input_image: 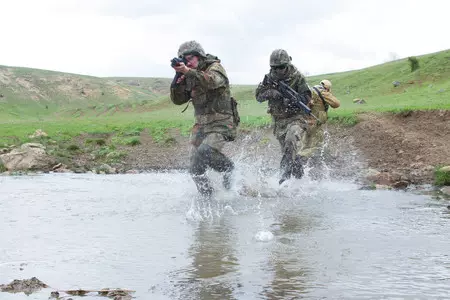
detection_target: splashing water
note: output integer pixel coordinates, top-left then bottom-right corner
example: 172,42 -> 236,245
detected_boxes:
184,127 -> 341,223
254,230 -> 275,242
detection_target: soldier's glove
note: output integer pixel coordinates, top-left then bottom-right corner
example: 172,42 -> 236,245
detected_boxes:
258,89 -> 283,102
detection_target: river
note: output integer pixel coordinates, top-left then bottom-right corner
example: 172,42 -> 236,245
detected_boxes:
0,169 -> 449,299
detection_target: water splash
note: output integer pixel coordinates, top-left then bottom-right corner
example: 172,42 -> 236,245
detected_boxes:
254,230 -> 274,242
184,126 -> 362,222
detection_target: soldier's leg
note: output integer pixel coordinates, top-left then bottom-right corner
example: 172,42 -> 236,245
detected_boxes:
190,147 -> 214,196
299,127 -> 314,159
280,123 -> 305,184
274,122 -> 289,184
307,126 -> 327,181
189,124 -> 214,196
202,133 -> 235,189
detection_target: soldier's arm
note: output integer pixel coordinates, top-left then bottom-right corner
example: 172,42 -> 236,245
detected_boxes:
170,80 -> 190,105
322,91 -> 340,108
184,63 -> 227,90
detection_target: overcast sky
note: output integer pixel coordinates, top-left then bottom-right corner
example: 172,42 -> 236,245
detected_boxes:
1,0 -> 449,84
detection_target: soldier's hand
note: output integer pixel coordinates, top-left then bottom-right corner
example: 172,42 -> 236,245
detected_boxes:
260,89 -> 282,100
173,62 -> 190,74
176,75 -> 185,84
270,89 -> 283,99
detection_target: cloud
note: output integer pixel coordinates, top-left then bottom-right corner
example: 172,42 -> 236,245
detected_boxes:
0,0 -> 449,84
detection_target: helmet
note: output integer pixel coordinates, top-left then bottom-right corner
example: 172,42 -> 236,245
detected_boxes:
320,79 -> 332,91
270,49 -> 292,67
177,40 -> 206,57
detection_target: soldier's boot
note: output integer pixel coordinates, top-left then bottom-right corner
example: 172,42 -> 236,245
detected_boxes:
279,153 -> 293,185
192,174 -> 214,197
208,147 -> 235,190
292,155 -> 305,179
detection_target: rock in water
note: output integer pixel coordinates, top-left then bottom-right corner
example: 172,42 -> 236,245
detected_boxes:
0,143 -> 56,172
0,277 -> 49,295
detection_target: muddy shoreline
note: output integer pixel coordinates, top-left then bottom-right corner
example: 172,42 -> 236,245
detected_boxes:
1,110 -> 449,190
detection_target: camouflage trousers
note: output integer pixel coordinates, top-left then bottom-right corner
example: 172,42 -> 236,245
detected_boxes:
188,123 -> 235,196
299,124 -> 325,159
273,118 -> 307,183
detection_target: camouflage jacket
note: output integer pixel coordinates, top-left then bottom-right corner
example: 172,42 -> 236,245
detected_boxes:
307,84 -> 340,125
170,54 -> 237,138
255,65 -> 311,122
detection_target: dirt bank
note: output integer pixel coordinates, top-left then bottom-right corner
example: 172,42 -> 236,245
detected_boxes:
1,110 -> 449,187
333,110 -> 450,185
94,110 -> 450,186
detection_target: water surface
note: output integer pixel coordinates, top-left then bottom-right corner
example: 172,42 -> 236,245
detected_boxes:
0,171 -> 449,299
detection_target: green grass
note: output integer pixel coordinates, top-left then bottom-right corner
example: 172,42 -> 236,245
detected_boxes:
435,166 -> 450,186
0,48 -> 449,143
111,136 -> 141,146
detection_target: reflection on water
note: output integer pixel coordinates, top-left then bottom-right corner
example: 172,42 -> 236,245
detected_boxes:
261,211 -> 316,299
0,173 -> 449,300
173,219 -> 240,300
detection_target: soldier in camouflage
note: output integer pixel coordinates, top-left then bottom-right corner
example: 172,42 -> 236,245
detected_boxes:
170,40 -> 239,197
299,79 -> 340,166
255,49 -> 312,184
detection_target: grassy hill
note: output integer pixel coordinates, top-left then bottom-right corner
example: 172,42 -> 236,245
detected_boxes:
0,49 -> 449,146
233,49 -> 450,122
0,66 -> 172,120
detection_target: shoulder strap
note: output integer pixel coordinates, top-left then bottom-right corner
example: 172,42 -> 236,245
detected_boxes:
181,99 -> 191,113
312,86 -> 329,112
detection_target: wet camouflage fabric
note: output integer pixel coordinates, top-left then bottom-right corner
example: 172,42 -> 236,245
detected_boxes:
189,126 -> 227,150
276,119 -> 306,161
170,54 -> 237,142
299,123 -> 324,158
299,84 -> 340,158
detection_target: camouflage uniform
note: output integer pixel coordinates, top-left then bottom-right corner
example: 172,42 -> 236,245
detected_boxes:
170,41 -> 238,196
299,80 -> 340,159
255,49 -> 312,184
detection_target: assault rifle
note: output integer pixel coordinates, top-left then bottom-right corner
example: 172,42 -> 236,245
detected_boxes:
266,76 -> 320,123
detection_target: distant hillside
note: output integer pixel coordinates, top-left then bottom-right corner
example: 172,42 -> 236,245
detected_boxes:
0,66 -> 172,119
107,77 -> 171,96
230,49 -> 450,120
0,48 -> 448,121
233,49 -> 450,102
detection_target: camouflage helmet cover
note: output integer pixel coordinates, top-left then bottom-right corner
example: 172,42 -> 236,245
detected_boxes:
320,79 -> 332,91
177,40 -> 206,57
270,49 -> 292,66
